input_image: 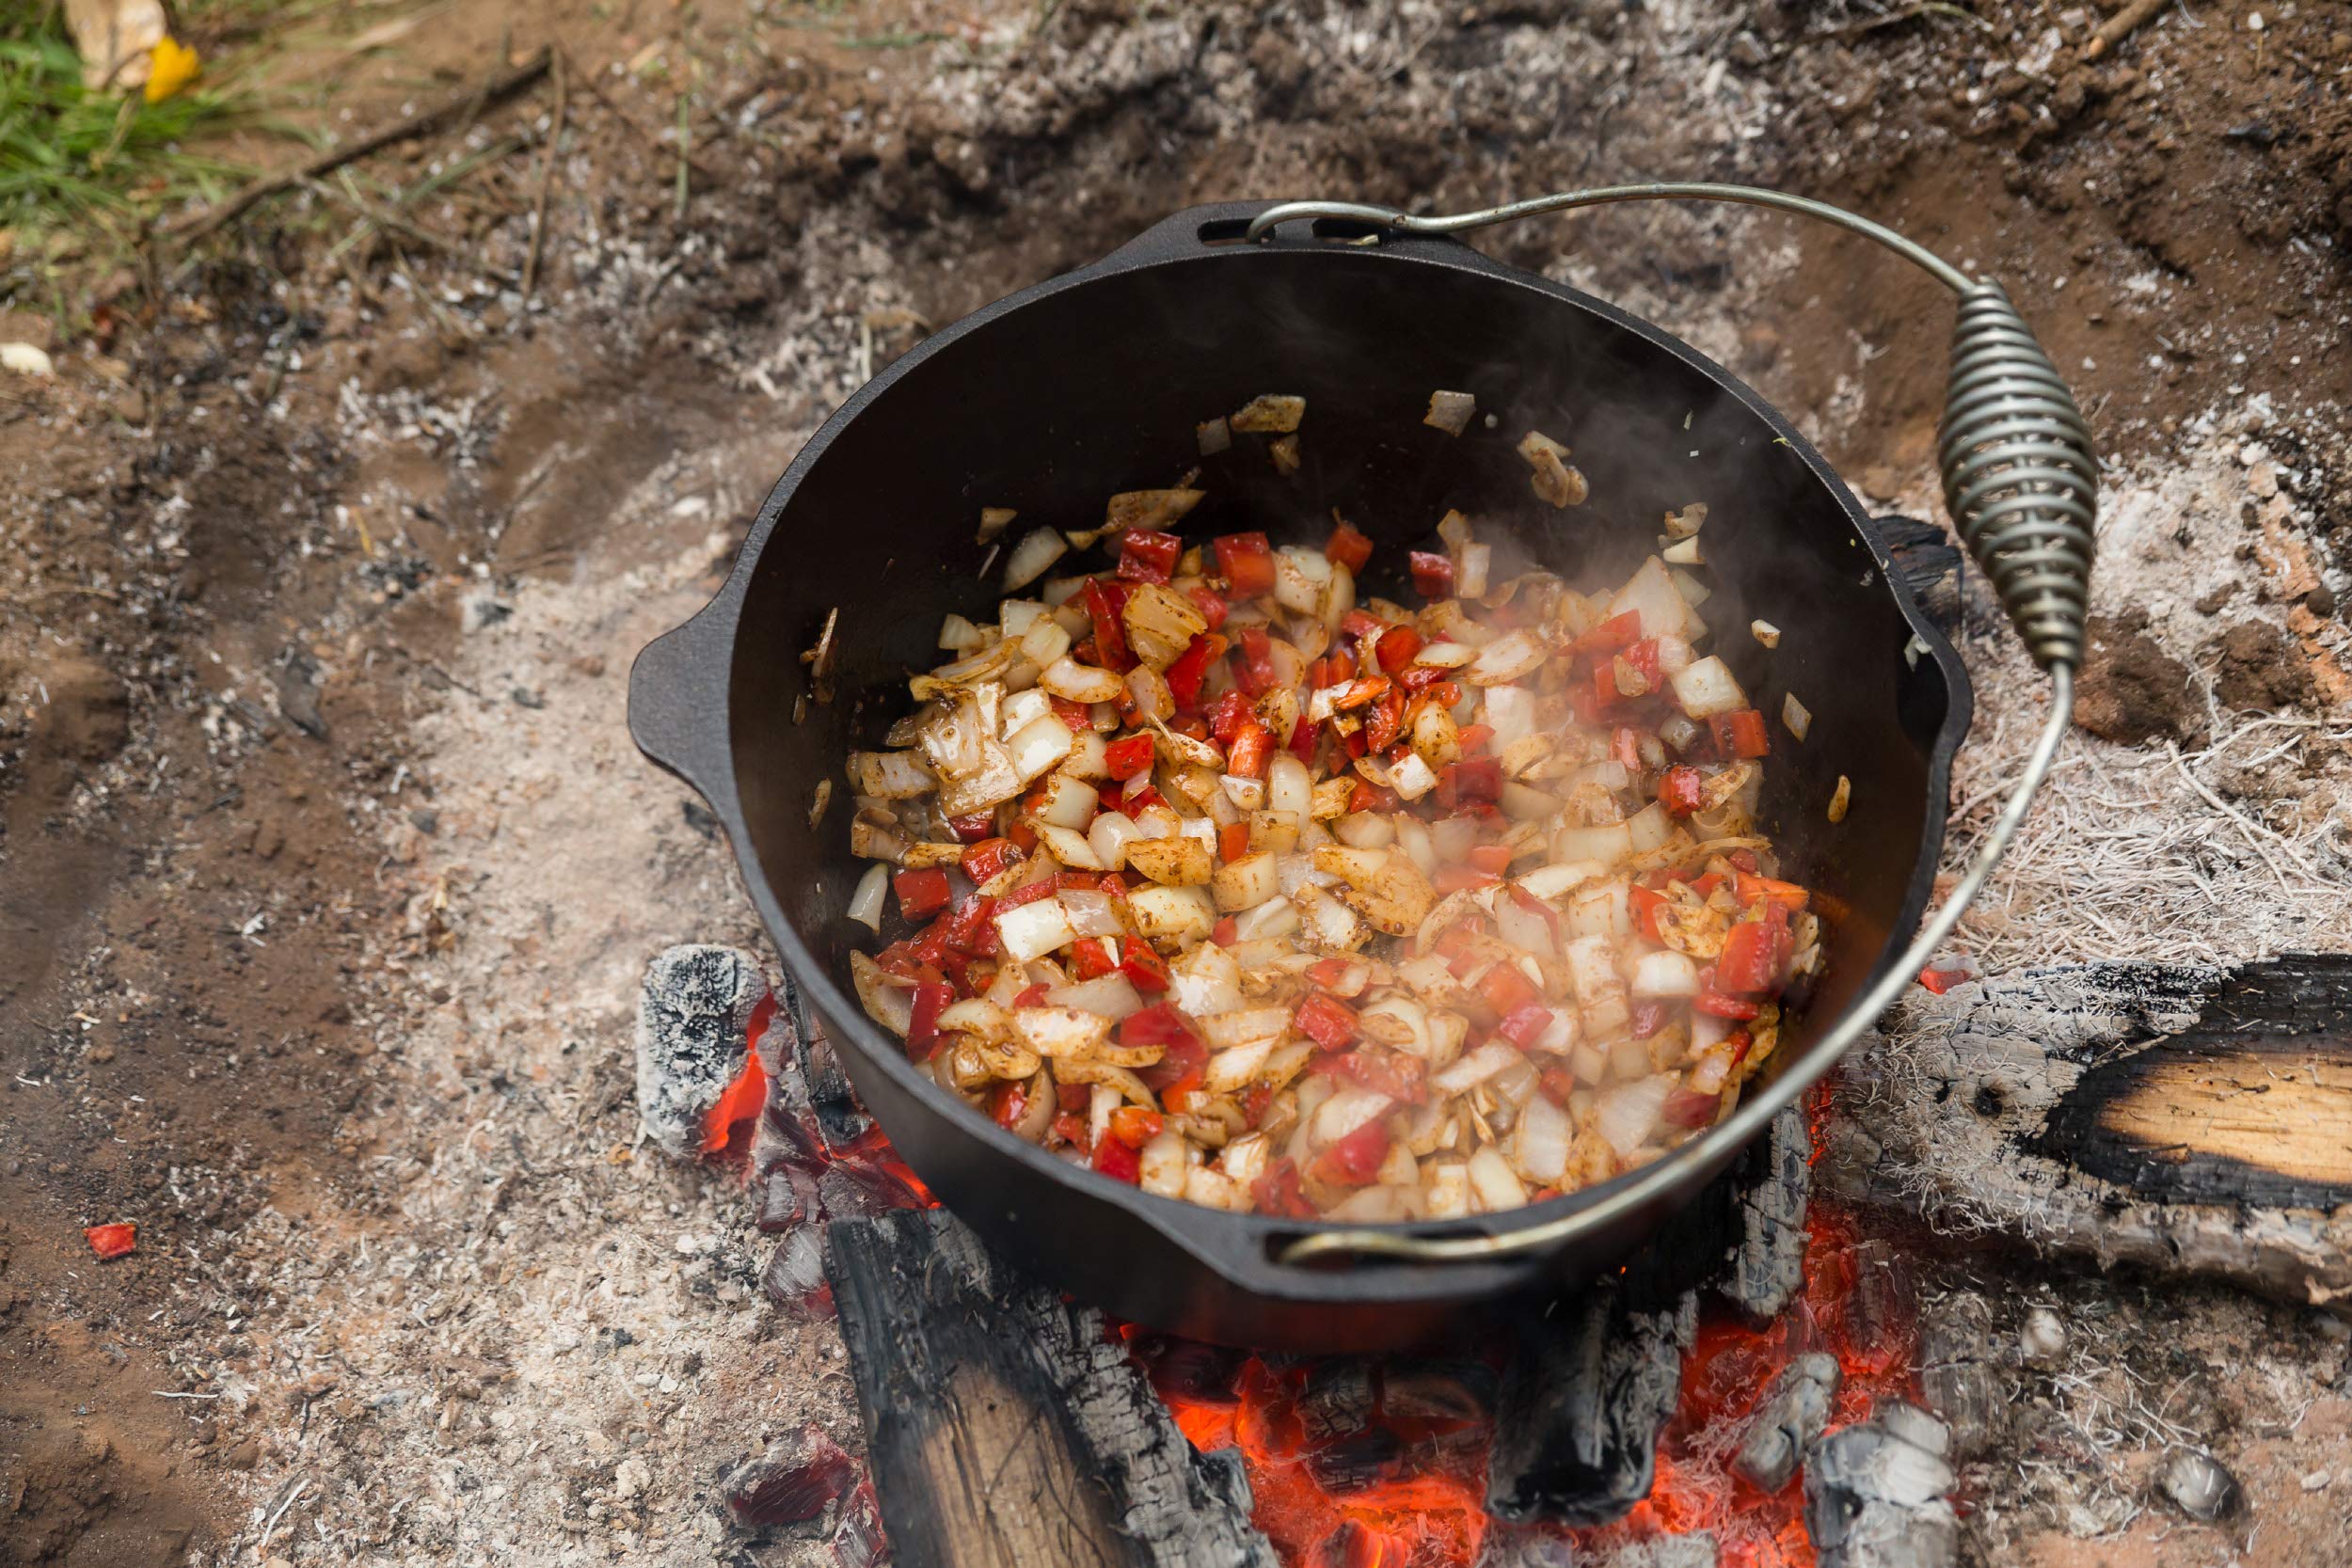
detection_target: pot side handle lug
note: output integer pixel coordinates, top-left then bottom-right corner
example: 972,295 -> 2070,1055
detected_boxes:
628,600 -> 742,824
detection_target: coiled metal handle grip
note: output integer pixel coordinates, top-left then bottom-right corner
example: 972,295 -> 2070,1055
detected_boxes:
1242,183 -> 2093,1270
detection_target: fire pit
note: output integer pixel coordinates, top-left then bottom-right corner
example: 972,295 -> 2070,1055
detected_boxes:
695,963 -> 1953,1568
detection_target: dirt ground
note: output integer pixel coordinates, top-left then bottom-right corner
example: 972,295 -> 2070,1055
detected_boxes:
4,1 -> 2348,1565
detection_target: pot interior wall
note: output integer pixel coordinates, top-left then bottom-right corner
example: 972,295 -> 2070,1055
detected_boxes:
726,237 -> 1947,1169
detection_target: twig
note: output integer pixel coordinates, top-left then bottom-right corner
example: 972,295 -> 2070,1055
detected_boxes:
2085,0 -> 2169,58
253,1475 -> 310,1559
2165,741 -> 2311,894
166,48 -> 552,245
1810,1 -> 1992,39
522,52 -> 569,303
674,92 -> 691,220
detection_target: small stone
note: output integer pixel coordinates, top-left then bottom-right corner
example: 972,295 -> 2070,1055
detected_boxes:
2021,1306 -> 2067,1365
408,808 -> 440,835
2158,1449 -> 2241,1522
613,1456 -> 650,1501
460,592 -> 513,634
2300,1468 -> 2331,1492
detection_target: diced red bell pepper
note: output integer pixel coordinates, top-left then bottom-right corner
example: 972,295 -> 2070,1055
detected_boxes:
1136,1033 -> 1208,1097
1341,608 -> 1393,642
1347,780 -> 1399,814
1497,1003 -> 1555,1049
1591,662 -> 1626,712
1623,638 -> 1661,691
1057,1081 -> 1094,1114
1288,716 -> 1322,762
1007,818 -> 1039,853
1612,725 -> 1644,772
1629,884 -> 1671,943
1374,625 -> 1423,675
1214,531 -> 1278,596
1438,755 -> 1503,808
1313,1119 -> 1392,1187
1293,993 -> 1359,1053
1242,1083 -> 1276,1129
1711,707 -> 1771,759
1629,1000 -> 1667,1039
1476,960 -> 1541,1017
1056,869 -> 1104,892
1306,957 -> 1356,990
1104,733 -> 1156,781
1085,578 -> 1136,672
1434,866 -> 1500,893
1207,689 -> 1253,743
1164,633 -> 1219,707
1468,843 -> 1513,876
1716,904 -> 1793,994
1049,695 -> 1095,733
1327,676 -> 1391,711
990,1080 -> 1032,1131
1108,1105 -> 1166,1148
1236,626 -> 1281,696
1118,530 -> 1183,584
1365,689 -> 1406,753
1120,942 -> 1172,994
1227,721 -> 1272,780
1658,766 -> 1706,816
893,867 -> 952,922
1396,665 -> 1451,693
1455,722 -> 1493,754
999,878 -> 1057,911
1693,984 -> 1760,1021
1326,519 -> 1375,574
1185,586 -> 1230,631
1662,1088 -> 1721,1128
1120,1000 -> 1200,1051
85,1223 -> 136,1259
1011,981 -> 1052,1007
1212,915 -> 1239,947
1251,1158 -> 1319,1218
1736,870 -> 1811,912
1573,610 -> 1643,654
1114,784 -> 1168,818
1051,1110 -> 1090,1148
947,810 -> 996,843
1409,550 -> 1454,600
935,893 -> 998,955
1312,650 -> 1356,690
1070,936 -> 1118,980
1091,1136 -> 1143,1183
906,981 -> 955,1057
1217,821 -> 1251,863
1327,1049 -> 1428,1104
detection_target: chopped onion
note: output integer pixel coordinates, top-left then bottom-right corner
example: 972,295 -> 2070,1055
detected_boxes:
1031,772 -> 1099,829
1333,812 -> 1396,849
1662,502 -> 1708,540
1466,629 -> 1545,686
1484,686 -> 1534,748
1197,417 -> 1232,455
1272,546 -> 1331,616
1390,751 -> 1438,801
1230,394 -> 1306,434
1125,664 -> 1174,724
1232,896 -> 1300,942
1040,656 -> 1123,705
1751,619 -> 1782,649
1171,942 -> 1247,1017
1424,389 -> 1476,436
1006,714 -> 1077,783
1606,557 -> 1690,640
1035,822 -> 1104,870
1596,1076 -> 1676,1157
939,614 -> 987,652
1515,860 -> 1603,901
1661,536 -> 1704,566
1414,641 -> 1478,669
1468,1145 -> 1529,1211
1312,1085 -> 1392,1146
1021,617 -> 1073,667
847,862 -> 889,932
1392,815 -> 1436,876
1267,753 -> 1312,819
1206,1038 -> 1275,1091
1127,883 -> 1216,942
1002,527 -> 1069,592
1552,820 -> 1633,866
1511,1091 -> 1571,1184
1671,569 -> 1712,608
850,951 -> 914,1037
1456,542 -> 1492,599
977,506 -> 1019,544
1433,1040 -> 1521,1096
1625,801 -> 1674,854
1783,690 -> 1812,742
1059,889 -> 1123,938
1669,656 -> 1748,720
1045,972 -> 1146,1022
1828,774 -> 1852,824
1211,851 -> 1281,911
1630,950 -> 1701,998
1493,890 -> 1557,959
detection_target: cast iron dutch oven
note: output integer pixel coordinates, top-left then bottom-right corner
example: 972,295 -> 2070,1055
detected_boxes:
628,186 -> 2093,1352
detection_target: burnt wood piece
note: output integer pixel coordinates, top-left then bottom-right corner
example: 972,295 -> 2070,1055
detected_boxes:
1733,1353 -> 1840,1493
1874,515 -> 1963,636
1824,957 -> 2352,1306
1915,1293 -> 2008,1460
1724,1102 -> 1812,1320
777,967 -> 875,1148
824,1208 -> 1279,1568
1486,1284 -> 1698,1526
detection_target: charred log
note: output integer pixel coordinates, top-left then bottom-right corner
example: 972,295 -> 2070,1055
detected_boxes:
1723,1102 -> 1812,1320
1486,1284 -> 1698,1527
1825,957 -> 2352,1305
825,1208 -> 1279,1568
1915,1292 -> 2008,1460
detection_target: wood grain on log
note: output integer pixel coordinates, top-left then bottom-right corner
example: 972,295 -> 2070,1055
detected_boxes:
825,1208 -> 1279,1568
1824,956 -> 2352,1305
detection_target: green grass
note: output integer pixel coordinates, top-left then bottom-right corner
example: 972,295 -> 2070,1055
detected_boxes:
0,1 -> 256,256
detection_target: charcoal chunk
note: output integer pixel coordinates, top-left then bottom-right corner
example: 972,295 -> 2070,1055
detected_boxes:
635,944 -> 764,1158
1611,1535 -> 1720,1568
1804,1402 -> 1958,1568
1488,1288 -> 1697,1526
763,1227 -> 830,1308
1298,1359 -> 1375,1444
1916,1293 -> 2006,1459
1733,1353 -> 1840,1492
1304,1427 -> 1403,1494
1381,1358 -> 1497,1424
758,1164 -> 821,1233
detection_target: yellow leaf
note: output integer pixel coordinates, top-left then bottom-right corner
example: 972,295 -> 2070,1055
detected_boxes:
143,36 -> 199,103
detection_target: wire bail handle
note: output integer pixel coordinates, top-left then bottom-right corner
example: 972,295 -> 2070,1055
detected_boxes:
1245,183 -> 2096,1268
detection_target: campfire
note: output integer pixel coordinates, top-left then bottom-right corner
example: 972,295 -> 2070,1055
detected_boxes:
654,954 -> 1999,1568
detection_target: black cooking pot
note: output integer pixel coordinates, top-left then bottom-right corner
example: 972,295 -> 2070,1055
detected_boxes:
629,198 -> 2062,1352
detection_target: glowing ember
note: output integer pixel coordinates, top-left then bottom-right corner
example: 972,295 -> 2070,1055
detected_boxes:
702,994 -> 778,1155
85,1222 -> 137,1259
